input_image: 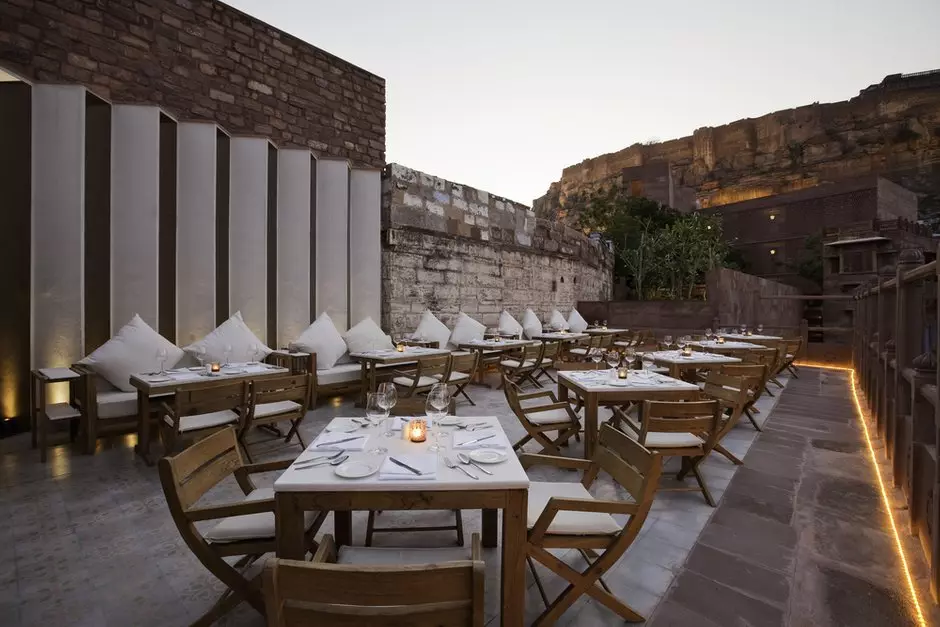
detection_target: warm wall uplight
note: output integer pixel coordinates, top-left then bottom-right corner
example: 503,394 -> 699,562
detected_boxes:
769,214 -> 777,221
770,248 -> 777,255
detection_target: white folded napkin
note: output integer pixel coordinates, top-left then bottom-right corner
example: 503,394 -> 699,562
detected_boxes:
165,372 -> 202,382
378,454 -> 437,481
453,429 -> 508,450
310,432 -> 369,451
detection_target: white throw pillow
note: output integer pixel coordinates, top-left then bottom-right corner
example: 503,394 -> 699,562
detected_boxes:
498,310 -> 523,337
79,315 -> 184,392
448,312 -> 486,349
549,309 -> 570,331
567,309 -> 589,333
521,309 -> 543,340
344,317 -> 394,354
291,312 -> 349,370
185,311 -> 271,364
413,310 -> 452,350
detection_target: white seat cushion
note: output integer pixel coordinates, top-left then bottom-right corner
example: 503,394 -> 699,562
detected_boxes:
393,375 -> 438,388
79,315 -> 184,392
344,317 -> 394,354
185,311 -> 271,364
527,482 -> 621,535
434,372 -> 470,383
524,407 -> 576,425
254,400 -> 302,418
164,409 -> 238,433
337,545 -> 473,566
539,358 -> 553,366
292,312 -> 349,370
448,312 -> 486,350
500,359 -> 535,369
567,309 -> 589,334
522,309 -> 542,340
498,310 -> 524,337
206,488 -> 318,543
316,363 -> 362,386
413,310 -> 451,350
643,432 -> 704,448
96,391 -> 139,419
569,347 -> 589,356
549,309 -> 569,330
786,353 -> 794,360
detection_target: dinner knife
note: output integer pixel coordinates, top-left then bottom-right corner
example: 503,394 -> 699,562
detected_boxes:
388,457 -> 422,475
315,435 -> 364,447
460,433 -> 495,447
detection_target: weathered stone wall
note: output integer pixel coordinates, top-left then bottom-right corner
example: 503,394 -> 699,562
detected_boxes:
382,164 -> 613,334
535,70 -> 940,220
0,0 -> 385,165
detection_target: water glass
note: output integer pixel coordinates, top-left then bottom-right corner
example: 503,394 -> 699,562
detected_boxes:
590,349 -> 604,365
757,324 -> 764,334
156,348 -> 168,374
663,335 -> 673,349
426,384 -> 450,452
605,351 -> 620,369
377,382 -> 397,437
366,392 -> 388,454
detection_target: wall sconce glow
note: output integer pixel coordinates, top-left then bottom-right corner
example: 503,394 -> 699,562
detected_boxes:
769,214 -> 777,221
770,248 -> 777,255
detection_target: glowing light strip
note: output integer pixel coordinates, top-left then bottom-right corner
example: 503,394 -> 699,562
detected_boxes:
801,363 -> 927,626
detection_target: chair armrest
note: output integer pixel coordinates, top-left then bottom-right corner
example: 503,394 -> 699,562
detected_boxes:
311,534 -> 337,563
530,497 -> 636,542
519,453 -> 592,471
517,390 -> 557,402
240,458 -> 295,474
185,498 -> 274,522
525,402 -> 572,414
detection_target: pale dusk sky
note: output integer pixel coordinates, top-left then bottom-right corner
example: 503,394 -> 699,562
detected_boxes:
227,0 -> 940,205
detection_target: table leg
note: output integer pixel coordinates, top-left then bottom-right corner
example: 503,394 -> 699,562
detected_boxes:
275,494 -> 306,559
482,508 -> 498,547
134,390 -> 152,465
358,361 -> 368,407
334,510 -> 353,547
584,393 -> 598,459
500,490 -> 527,627
29,374 -> 37,449
558,380 -> 568,405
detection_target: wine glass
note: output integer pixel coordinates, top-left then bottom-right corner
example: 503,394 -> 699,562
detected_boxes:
590,348 -> 604,366
624,347 -> 636,367
739,324 -> 747,335
156,348 -> 168,375
426,383 -> 450,452
223,344 -> 233,367
593,320 -> 600,328
605,350 -> 620,370
705,328 -> 713,342
366,392 -> 388,454
663,335 -> 673,350
602,319 -> 608,329
757,324 -> 764,334
641,351 -> 654,371
377,382 -> 397,437
677,336 -> 688,355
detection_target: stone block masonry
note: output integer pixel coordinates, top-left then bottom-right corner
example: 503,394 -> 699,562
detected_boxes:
383,164 -> 613,334
0,0 -> 385,166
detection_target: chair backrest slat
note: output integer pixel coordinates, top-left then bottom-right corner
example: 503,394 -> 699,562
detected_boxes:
449,352 -> 478,373
417,355 -> 450,377
641,400 -> 722,438
175,380 -> 249,417
159,427 -> 243,512
251,374 -> 310,407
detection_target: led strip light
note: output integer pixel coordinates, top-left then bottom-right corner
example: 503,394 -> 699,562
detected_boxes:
794,362 -> 927,627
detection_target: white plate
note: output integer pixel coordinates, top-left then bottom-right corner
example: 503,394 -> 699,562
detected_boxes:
608,379 -> 631,387
326,418 -> 361,433
469,449 -> 508,464
147,375 -> 172,382
334,461 -> 378,479
438,416 -> 461,426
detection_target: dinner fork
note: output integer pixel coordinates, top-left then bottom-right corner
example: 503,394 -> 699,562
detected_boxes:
443,456 -> 477,480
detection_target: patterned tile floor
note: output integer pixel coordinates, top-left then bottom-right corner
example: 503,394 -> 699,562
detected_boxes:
1,370 -> 787,626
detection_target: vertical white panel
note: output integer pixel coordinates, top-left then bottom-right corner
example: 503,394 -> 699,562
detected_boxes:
315,159 -> 350,330
229,137 -> 268,339
276,149 -> 311,346
31,85 -> 86,374
349,168 -> 382,325
111,105 -> 160,331
176,122 -> 217,344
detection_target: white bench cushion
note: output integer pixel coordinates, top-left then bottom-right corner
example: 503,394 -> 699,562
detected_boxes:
643,432 -> 704,448
254,400 -> 302,418
337,545 -> 473,566
164,410 -> 238,433
316,363 -> 362,386
206,488 -> 318,543
96,391 -> 138,419
569,347 -> 589,356
527,481 -> 621,535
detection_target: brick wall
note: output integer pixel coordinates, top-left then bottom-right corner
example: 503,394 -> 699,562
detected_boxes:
0,0 -> 385,165
382,164 -> 614,334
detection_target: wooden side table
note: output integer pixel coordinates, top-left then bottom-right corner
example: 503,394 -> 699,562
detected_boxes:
30,367 -> 82,462
268,350 -> 312,374
402,339 -> 437,349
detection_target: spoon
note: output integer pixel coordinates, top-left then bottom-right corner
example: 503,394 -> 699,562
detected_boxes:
443,456 -> 477,480
294,454 -> 349,469
455,422 -> 488,430
456,452 -> 492,475
295,450 -> 342,464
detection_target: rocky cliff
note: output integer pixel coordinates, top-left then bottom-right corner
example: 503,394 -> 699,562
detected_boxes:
534,70 -> 940,224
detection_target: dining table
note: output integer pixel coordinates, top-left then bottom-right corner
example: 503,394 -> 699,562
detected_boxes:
645,349 -> 742,378
557,369 -> 701,458
349,346 -> 452,404
130,362 -> 289,464
722,333 -> 783,343
457,338 -> 535,385
690,339 -> 766,355
584,327 -> 628,336
531,331 -> 589,342
274,414 -> 529,627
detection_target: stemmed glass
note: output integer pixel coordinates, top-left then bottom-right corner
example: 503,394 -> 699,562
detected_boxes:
194,347 -> 206,372
663,335 -> 673,350
739,324 -> 747,335
677,336 -> 689,356
426,383 -> 450,452
377,382 -> 397,438
605,350 -> 620,370
590,348 -> 604,366
156,348 -> 168,375
623,347 -> 636,368
705,328 -> 713,342
223,344 -> 233,367
756,324 -> 764,334
366,392 -> 388,455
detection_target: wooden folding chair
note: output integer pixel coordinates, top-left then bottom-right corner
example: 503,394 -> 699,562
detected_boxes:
739,347 -> 778,398
264,533 -> 485,627
782,338 -> 802,378
618,399 -> 722,506
720,363 -> 769,431
520,424 -> 662,625
160,379 -> 248,456
159,427 -> 326,626
436,352 -> 479,406
503,375 -> 580,454
699,372 -> 752,465
499,343 -> 544,389
366,397 -> 464,546
567,335 -> 600,360
533,341 -> 562,384
391,354 -> 450,398
240,374 -> 312,461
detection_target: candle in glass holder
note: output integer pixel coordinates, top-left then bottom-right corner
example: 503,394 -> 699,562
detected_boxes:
681,346 -> 693,357
395,342 -> 405,352
407,418 -> 427,442
617,367 -> 628,380
716,336 -> 726,345
210,362 -> 221,373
